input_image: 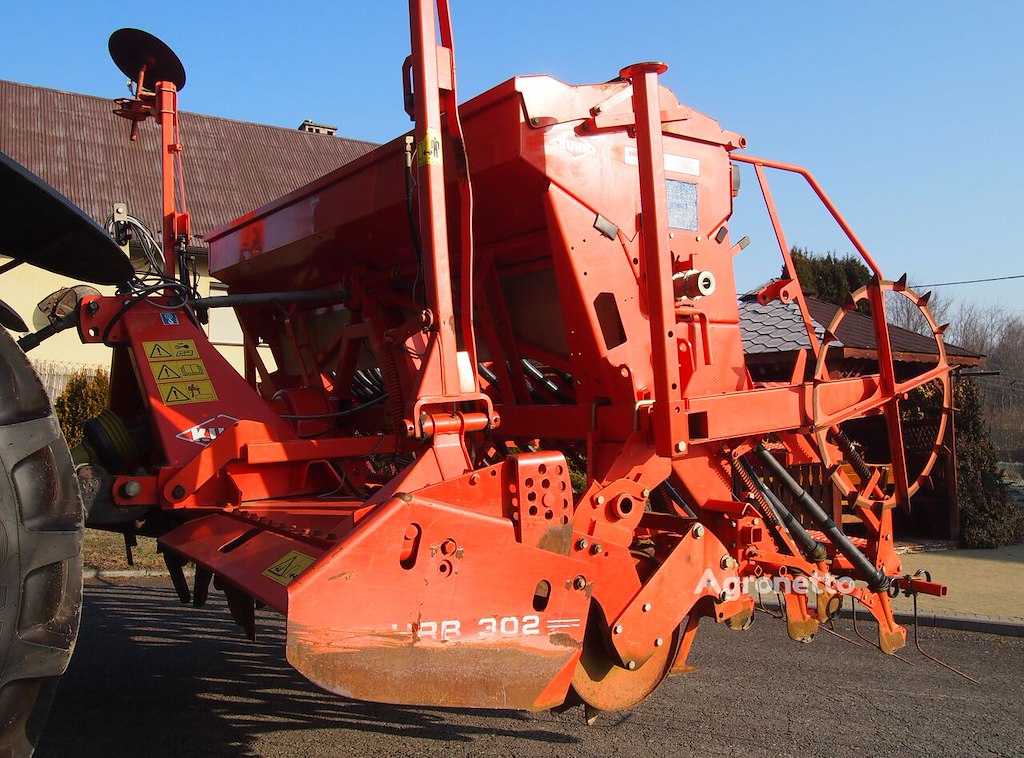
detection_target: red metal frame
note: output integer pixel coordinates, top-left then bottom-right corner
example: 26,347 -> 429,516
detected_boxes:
114,74 -> 190,277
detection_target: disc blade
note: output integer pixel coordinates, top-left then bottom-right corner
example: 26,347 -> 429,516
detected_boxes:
109,28 -> 186,91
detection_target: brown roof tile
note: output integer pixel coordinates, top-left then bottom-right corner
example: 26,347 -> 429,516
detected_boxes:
738,290 -> 979,363
0,79 -> 377,251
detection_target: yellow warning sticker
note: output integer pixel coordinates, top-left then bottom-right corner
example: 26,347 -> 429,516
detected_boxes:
143,340 -> 216,405
144,339 -> 199,360
149,358 -> 210,384
262,550 -> 317,586
161,380 -> 218,405
416,127 -> 442,166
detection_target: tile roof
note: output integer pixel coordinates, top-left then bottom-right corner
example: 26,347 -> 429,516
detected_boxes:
738,289 -> 979,362
0,79 -> 377,251
737,297 -> 833,354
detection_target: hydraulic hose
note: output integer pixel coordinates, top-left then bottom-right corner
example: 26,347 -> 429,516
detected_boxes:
754,443 -> 889,591
735,456 -> 827,563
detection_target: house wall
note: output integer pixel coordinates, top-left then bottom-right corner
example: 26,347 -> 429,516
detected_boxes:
0,253 -> 255,397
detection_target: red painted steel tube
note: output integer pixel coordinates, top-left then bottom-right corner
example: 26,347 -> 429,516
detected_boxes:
157,81 -> 178,280
750,163 -> 820,355
619,62 -> 684,458
436,1 -> 480,393
731,154 -> 882,276
408,0 -> 462,398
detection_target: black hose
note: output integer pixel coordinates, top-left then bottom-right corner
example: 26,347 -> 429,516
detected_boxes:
753,443 -> 889,591
189,289 -> 346,309
736,456 -> 827,563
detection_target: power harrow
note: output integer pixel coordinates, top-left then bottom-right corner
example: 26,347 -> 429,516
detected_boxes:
0,2 -> 962,747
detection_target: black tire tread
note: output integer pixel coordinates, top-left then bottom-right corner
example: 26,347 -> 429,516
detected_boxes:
0,329 -> 83,758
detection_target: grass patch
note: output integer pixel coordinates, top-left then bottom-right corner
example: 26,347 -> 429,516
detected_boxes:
83,529 -> 166,572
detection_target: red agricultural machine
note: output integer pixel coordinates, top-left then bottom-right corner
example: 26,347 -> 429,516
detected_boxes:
0,2 -> 959,753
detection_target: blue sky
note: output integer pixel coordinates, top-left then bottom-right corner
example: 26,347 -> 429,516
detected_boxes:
3,2 -> 1022,311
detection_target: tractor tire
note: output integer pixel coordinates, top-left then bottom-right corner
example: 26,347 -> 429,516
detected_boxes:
0,329 -> 83,757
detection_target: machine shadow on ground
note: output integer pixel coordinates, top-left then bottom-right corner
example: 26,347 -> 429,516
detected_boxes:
37,582 -> 577,758
37,581 -> 1024,758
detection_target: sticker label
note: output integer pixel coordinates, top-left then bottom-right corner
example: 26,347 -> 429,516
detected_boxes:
149,358 -> 210,384
162,381 -> 218,405
262,550 -> 317,586
144,339 -> 199,360
416,127 -> 442,166
143,339 -> 216,405
160,312 -> 180,325
176,414 -> 239,446
624,145 -> 700,176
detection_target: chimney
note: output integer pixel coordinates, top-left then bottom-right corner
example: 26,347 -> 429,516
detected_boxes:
298,119 -> 338,136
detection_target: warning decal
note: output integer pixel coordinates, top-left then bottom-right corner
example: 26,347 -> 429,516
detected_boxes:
416,127 -> 442,166
149,358 -> 210,384
262,550 -> 317,586
143,339 -> 216,406
162,380 -> 218,405
144,339 -> 198,360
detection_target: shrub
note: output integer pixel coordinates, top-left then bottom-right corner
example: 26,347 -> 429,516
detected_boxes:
955,378 -> 1024,548
54,368 -> 109,448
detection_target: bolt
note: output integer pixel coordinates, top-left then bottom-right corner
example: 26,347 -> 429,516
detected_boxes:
590,542 -> 603,555
654,637 -> 664,647
675,441 -> 687,453
641,488 -> 650,498
576,538 -> 589,551
718,590 -> 729,602
595,495 -> 605,505
626,660 -> 637,670
720,554 -> 733,570
641,603 -> 652,612
573,575 -> 587,590
613,624 -> 623,635
85,301 -> 100,316
752,518 -> 760,526
469,473 -> 481,485
171,484 -> 185,500
120,480 -> 142,498
692,524 -> 705,539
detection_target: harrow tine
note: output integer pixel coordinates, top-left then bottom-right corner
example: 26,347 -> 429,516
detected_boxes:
754,589 -> 784,620
820,617 -> 863,648
911,592 -> 980,684
852,601 -> 915,666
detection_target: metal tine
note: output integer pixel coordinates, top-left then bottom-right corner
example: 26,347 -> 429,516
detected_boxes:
820,617 -> 863,648
753,589 -> 784,620
911,587 -> 980,684
814,590 -> 863,648
851,601 -> 915,666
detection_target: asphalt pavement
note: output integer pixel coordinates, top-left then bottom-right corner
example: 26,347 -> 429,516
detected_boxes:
36,579 -> 1024,757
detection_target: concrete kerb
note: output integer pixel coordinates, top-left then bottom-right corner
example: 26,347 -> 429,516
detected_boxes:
755,596 -> 1024,638
85,567 -> 191,580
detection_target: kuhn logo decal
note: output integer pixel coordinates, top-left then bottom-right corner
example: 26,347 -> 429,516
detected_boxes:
176,414 -> 239,445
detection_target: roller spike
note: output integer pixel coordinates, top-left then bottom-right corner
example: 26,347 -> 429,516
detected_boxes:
920,290 -> 933,306
843,293 -> 858,311
584,703 -> 601,726
936,323 -> 949,335
822,329 -> 839,345
894,273 -> 908,290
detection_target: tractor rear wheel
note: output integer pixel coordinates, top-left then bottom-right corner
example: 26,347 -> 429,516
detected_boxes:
0,329 -> 83,757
